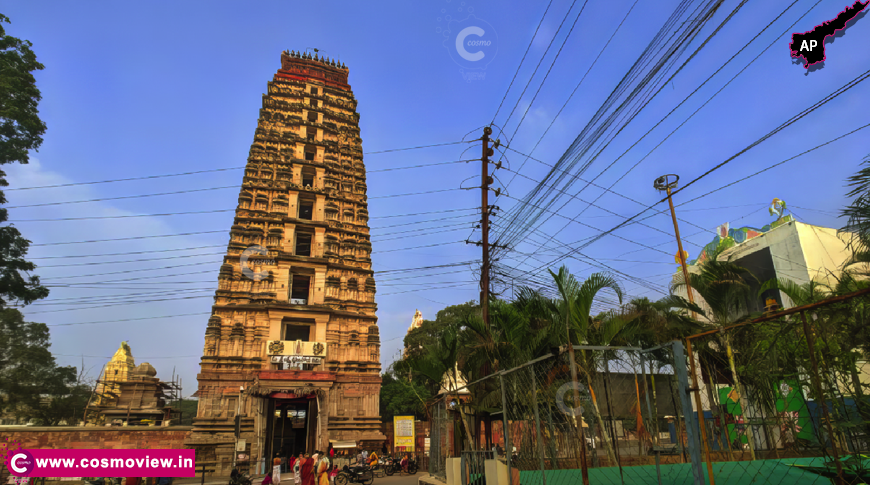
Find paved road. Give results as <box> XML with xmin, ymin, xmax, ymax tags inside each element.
<box><xmin>369</xmin><ymin>472</ymin><xmax>421</xmax><ymax>485</ymax></box>
<box><xmin>177</xmin><ymin>472</ymin><xmax>422</xmax><ymax>485</ymax></box>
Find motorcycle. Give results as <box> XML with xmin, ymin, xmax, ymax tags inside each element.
<box><xmin>229</xmin><ymin>470</ymin><xmax>252</xmax><ymax>485</ymax></box>
<box><xmin>384</xmin><ymin>456</ymin><xmax>417</xmax><ymax>476</ymax></box>
<box><xmin>83</xmin><ymin>479</ymin><xmax>121</xmax><ymax>485</ymax></box>
<box><xmin>335</xmin><ymin>464</ymin><xmax>374</xmax><ymax>485</ymax></box>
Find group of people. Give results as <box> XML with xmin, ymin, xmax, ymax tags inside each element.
<box><xmin>266</xmin><ymin>447</ymin><xmax>337</xmax><ymax>485</ymax></box>
<box><xmin>354</xmin><ymin>449</ymin><xmax>379</xmax><ymax>468</ymax></box>
<box><xmin>354</xmin><ymin>449</ymin><xmax>411</xmax><ymax>473</ymax></box>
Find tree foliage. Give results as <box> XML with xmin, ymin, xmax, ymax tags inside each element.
<box><xmin>403</xmin><ymin>301</ymin><xmax>478</xmax><ymax>361</ymax></box>
<box><xmin>0</xmin><ymin>14</ymin><xmax>48</xmax><ymax>308</ymax></box>
<box><xmin>0</xmin><ymin>308</ymin><xmax>85</xmax><ymax>425</ymax></box>
<box><xmin>0</xmin><ymin>14</ymin><xmax>46</xmax><ymax>166</ymax></box>
<box><xmin>379</xmin><ymin>366</ymin><xmax>431</xmax><ymax>421</ymax></box>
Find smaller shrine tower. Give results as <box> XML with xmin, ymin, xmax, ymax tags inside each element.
<box><xmin>93</xmin><ymin>341</ymin><xmax>135</xmax><ymax>405</ymax></box>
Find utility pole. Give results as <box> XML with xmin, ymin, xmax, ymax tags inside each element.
<box><xmin>654</xmin><ymin>174</ymin><xmax>696</xmax><ymax>316</ymax></box>
<box><xmin>481</xmin><ymin>127</ymin><xmax>493</xmax><ymax>327</ymax></box>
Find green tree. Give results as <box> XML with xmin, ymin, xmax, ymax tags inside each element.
<box><xmin>403</xmin><ymin>301</ymin><xmax>479</xmax><ymax>360</ymax></box>
<box><xmin>670</xmin><ymin>259</ymin><xmax>761</xmax><ymax>459</ymax></box>
<box><xmin>0</xmin><ymin>308</ymin><xmax>81</xmax><ymax>424</ymax></box>
<box><xmin>0</xmin><ymin>14</ymin><xmax>46</xmax><ymax>166</ymax></box>
<box><xmin>170</xmin><ymin>398</ymin><xmax>199</xmax><ymax>426</ymax></box>
<box><xmin>0</xmin><ymin>14</ymin><xmax>48</xmax><ymax>307</ymax></box>
<box><xmin>379</xmin><ymin>366</ymin><xmax>431</xmax><ymax>421</ymax></box>
<box><xmin>842</xmin><ymin>154</ymin><xmax>870</xmax><ymax>257</ymax></box>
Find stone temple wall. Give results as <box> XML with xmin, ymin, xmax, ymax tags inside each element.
<box><xmin>0</xmin><ymin>426</ymin><xmax>192</xmax><ymax>449</ymax></box>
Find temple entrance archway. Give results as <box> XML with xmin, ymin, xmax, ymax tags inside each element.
<box><xmin>265</xmin><ymin>393</ymin><xmax>318</xmax><ymax>461</ymax></box>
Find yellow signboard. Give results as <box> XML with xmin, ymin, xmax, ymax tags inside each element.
<box><xmin>394</xmin><ymin>415</ymin><xmax>415</xmax><ymax>452</ymax></box>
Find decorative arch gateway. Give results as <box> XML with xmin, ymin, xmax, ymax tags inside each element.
<box><xmin>185</xmin><ymin>51</ymin><xmax>384</xmax><ymax>476</ymax></box>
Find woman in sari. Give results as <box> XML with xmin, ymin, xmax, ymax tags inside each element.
<box><xmin>300</xmin><ymin>454</ymin><xmax>314</xmax><ymax>485</ymax></box>
<box><xmin>316</xmin><ymin>451</ymin><xmax>330</xmax><ymax>485</ymax></box>
<box><xmin>293</xmin><ymin>453</ymin><xmax>302</xmax><ymax>485</ymax></box>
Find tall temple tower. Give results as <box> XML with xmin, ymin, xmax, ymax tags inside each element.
<box><xmin>186</xmin><ymin>51</ymin><xmax>383</xmax><ymax>474</ymax></box>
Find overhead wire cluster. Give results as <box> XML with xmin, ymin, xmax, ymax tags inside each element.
<box><xmin>479</xmin><ymin>0</ymin><xmax>866</xmax><ymax>310</ymax></box>
<box><xmin>12</xmin><ymin>142</ymin><xmax>483</xmax><ymax>318</ymax></box>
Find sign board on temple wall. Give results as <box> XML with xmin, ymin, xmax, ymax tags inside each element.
<box><xmin>393</xmin><ymin>416</ymin><xmax>415</xmax><ymax>451</ymax></box>
<box><xmin>266</xmin><ymin>340</ymin><xmax>327</xmax><ymax>358</ymax></box>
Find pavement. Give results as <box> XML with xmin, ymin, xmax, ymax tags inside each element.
<box><xmin>173</xmin><ymin>473</ymin><xmax>422</xmax><ymax>485</ymax></box>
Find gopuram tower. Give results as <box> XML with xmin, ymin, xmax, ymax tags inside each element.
<box><xmin>186</xmin><ymin>51</ymin><xmax>383</xmax><ymax>474</ymax></box>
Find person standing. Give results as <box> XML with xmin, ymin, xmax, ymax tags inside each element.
<box><xmin>301</xmin><ymin>453</ymin><xmax>314</xmax><ymax>485</ymax></box>
<box><xmin>272</xmin><ymin>453</ymin><xmax>283</xmax><ymax>485</ymax></box>
<box><xmin>293</xmin><ymin>453</ymin><xmax>303</xmax><ymax>485</ymax></box>
<box><xmin>327</xmin><ymin>443</ymin><xmax>334</xmax><ymax>460</ymax></box>
<box><xmin>272</xmin><ymin>453</ymin><xmax>281</xmax><ymax>485</ymax></box>
<box><xmin>288</xmin><ymin>455</ymin><xmax>296</xmax><ymax>477</ymax></box>
<box><xmin>316</xmin><ymin>451</ymin><xmax>330</xmax><ymax>485</ymax></box>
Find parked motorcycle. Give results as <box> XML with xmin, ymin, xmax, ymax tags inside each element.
<box><xmin>336</xmin><ymin>464</ymin><xmax>374</xmax><ymax>485</ymax></box>
<box><xmin>229</xmin><ymin>469</ymin><xmax>252</xmax><ymax>485</ymax></box>
<box><xmin>383</xmin><ymin>456</ymin><xmax>417</xmax><ymax>476</ymax></box>
<box><xmin>83</xmin><ymin>478</ymin><xmax>121</xmax><ymax>485</ymax></box>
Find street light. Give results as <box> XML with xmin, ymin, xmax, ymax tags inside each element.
<box><xmin>654</xmin><ymin>174</ymin><xmax>696</xmax><ymax>315</ymax></box>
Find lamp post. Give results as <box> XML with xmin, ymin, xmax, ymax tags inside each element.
<box><xmin>653</xmin><ymin>174</ymin><xmax>696</xmax><ymax>316</ymax></box>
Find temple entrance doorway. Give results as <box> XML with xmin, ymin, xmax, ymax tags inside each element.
<box><xmin>265</xmin><ymin>395</ymin><xmax>318</xmax><ymax>462</ymax></box>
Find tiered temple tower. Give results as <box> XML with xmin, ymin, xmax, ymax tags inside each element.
<box><xmin>186</xmin><ymin>51</ymin><xmax>383</xmax><ymax>474</ymax></box>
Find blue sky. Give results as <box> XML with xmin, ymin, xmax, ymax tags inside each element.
<box><xmin>3</xmin><ymin>0</ymin><xmax>868</xmax><ymax>397</ymax></box>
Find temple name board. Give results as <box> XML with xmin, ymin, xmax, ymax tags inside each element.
<box><xmin>270</xmin><ymin>356</ymin><xmax>323</xmax><ymax>365</ymax></box>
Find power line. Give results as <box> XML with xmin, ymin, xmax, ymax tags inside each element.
<box><xmin>363</xmin><ymin>141</ymin><xmax>467</xmax><ymax>154</ymax></box>
<box><xmin>494</xmin><ymin>0</ymin><xmax>640</xmax><ymax>205</ymax></box>
<box><xmin>31</xmin><ymin>244</ymin><xmax>227</xmax><ymax>260</ymax></box>
<box><xmin>31</xmin><ymin>230</ymin><xmax>227</xmax><ymax>247</ymax></box>
<box><xmin>7</xmin><ymin>167</ymin><xmax>244</xmax><ymax>191</ymax></box>
<box><xmin>490</xmin><ymin>0</ymin><xmax>556</xmax><ymax>123</ymax></box>
<box><xmin>525</xmin><ymin>70</ymin><xmax>870</xmax><ymax>274</ymax></box>
<box><xmin>10</xmin><ymin>209</ymin><xmax>235</xmax><ymax>222</ymax></box>
<box><xmin>34</xmin><ymin>251</ymin><xmax>225</xmax><ymax>268</ymax></box>
<box><xmin>496</xmin><ymin>0</ymin><xmax>813</xmax><ymax>263</ymax></box>
<box><xmin>9</xmin><ymin>156</ymin><xmax>470</xmax><ymax>193</ymax></box>
<box><xmin>45</xmin><ymin>312</ymin><xmax>210</xmax><ymax>327</ymax></box>
<box><xmin>499</xmin><ymin>0</ymin><xmax>589</xmax><ymax>132</ymax></box>
<box><xmin>493</xmin><ymin>0</ymin><xmax>725</xmax><ymax>254</ymax></box>
<box><xmin>368</xmin><ymin>160</ymin><xmax>470</xmax><ymax>173</ymax></box>
<box><xmin>372</xmin><ymin>241</ymin><xmax>464</xmax><ymax>254</ymax></box>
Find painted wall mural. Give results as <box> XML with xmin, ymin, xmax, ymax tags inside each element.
<box><xmin>689</xmin><ymin>214</ymin><xmax>795</xmax><ymax>266</ymax></box>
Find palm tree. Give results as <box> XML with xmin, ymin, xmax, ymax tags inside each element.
<box><xmin>548</xmin><ymin>266</ymin><xmax>628</xmax><ymax>467</ymax></box>
<box><xmin>621</xmin><ymin>297</ymin><xmax>706</xmax><ymax>446</ymax></box>
<box><xmin>670</xmin><ymin>259</ymin><xmax>760</xmax><ymax>460</ymax></box>
<box><xmin>758</xmin><ymin>277</ymin><xmax>831</xmax><ymax>308</ymax></box>
<box><xmin>405</xmin><ymin>325</ymin><xmax>477</xmax><ymax>449</ymax></box>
